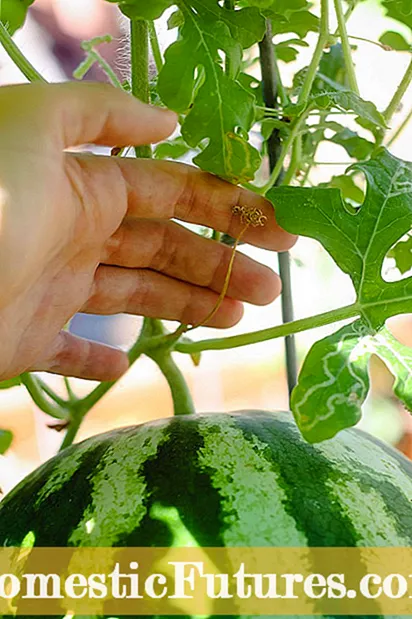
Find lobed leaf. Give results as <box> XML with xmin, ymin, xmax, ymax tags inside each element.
<box><xmin>291</xmin><ymin>320</ymin><xmax>372</xmax><ymax>443</ymax></box>
<box><xmin>269</xmin><ymin>148</ymin><xmax>412</xmax><ymax>442</ymax></box>
<box><xmin>330</xmin><ymin>128</ymin><xmax>374</xmax><ymax>161</ymax></box>
<box><xmin>292</xmin><ymin>320</ymin><xmax>412</xmax><ymax>442</ymax></box>
<box><xmin>157</xmin><ymin>0</ymin><xmax>264</xmax><ymax>182</ymax></box>
<box><xmin>269</xmin><ymin>148</ymin><xmax>412</xmax><ymax>328</ymax></box>
<box><xmin>380</xmin><ymin>0</ymin><xmax>412</xmax><ymax>32</ymax></box>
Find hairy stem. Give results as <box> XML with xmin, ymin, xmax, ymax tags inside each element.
<box><xmin>297</xmin><ymin>0</ymin><xmax>330</xmax><ymax>105</ymax></box>
<box><xmin>130</xmin><ymin>19</ymin><xmax>152</xmax><ymax>158</ymax></box>
<box><xmin>261</xmin><ymin>105</ymin><xmax>313</xmax><ymax>193</ymax></box>
<box><xmin>333</xmin><ymin>0</ymin><xmax>359</xmax><ymax>94</ymax></box>
<box><xmin>384</xmin><ymin>56</ymin><xmax>412</xmax><ymax>124</ymax></box>
<box><xmin>175</xmin><ymin>303</ymin><xmax>360</xmax><ymax>354</ymax></box>
<box><xmin>0</xmin><ymin>22</ymin><xmax>47</xmax><ymax>82</ymax></box>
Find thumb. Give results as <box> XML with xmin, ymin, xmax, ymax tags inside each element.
<box><xmin>51</xmin><ymin>82</ymin><xmax>178</xmax><ymax>148</ymax></box>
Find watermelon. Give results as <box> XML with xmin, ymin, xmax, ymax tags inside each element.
<box><xmin>0</xmin><ymin>410</ymin><xmax>412</xmax><ymax>618</ymax></box>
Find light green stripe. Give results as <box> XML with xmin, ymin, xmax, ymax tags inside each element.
<box><xmin>69</xmin><ymin>424</ymin><xmax>168</xmax><ymax>546</ymax></box>
<box><xmin>196</xmin><ymin>415</ymin><xmax>307</xmax><ymax>546</ymax></box>
<box><xmin>35</xmin><ymin>440</ymin><xmax>94</xmax><ymax>507</ymax></box>
<box><xmin>317</xmin><ymin>431</ymin><xmax>412</xmax><ymax>499</ymax></box>
<box><xmin>317</xmin><ymin>431</ymin><xmax>412</xmax><ymax>545</ymax></box>
<box><xmin>326</xmin><ymin>478</ymin><xmax>409</xmax><ymax>545</ymax></box>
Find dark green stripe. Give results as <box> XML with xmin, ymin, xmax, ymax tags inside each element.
<box><xmin>232</xmin><ymin>411</ymin><xmax>361</xmax><ymax>546</ymax></box>
<box><xmin>0</xmin><ymin>437</ymin><xmax>112</xmax><ymax>546</ymax></box>
<box><xmin>119</xmin><ymin>415</ymin><xmax>225</xmax><ymax>547</ymax></box>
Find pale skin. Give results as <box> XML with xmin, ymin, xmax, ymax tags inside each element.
<box><xmin>0</xmin><ymin>82</ymin><xmax>295</xmax><ymax>383</ymax></box>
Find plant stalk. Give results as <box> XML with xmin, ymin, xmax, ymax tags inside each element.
<box><xmin>20</xmin><ymin>374</ymin><xmax>68</xmax><ymax>420</ymax></box>
<box><xmin>149</xmin><ymin>350</ymin><xmax>195</xmax><ymax>416</ymax></box>
<box><xmin>384</xmin><ymin>56</ymin><xmax>412</xmax><ymax>124</ymax></box>
<box><xmin>130</xmin><ymin>19</ymin><xmax>152</xmax><ymax>158</ymax></box>
<box><xmin>297</xmin><ymin>0</ymin><xmax>330</xmax><ymax>105</ymax></box>
<box><xmin>261</xmin><ymin>105</ymin><xmax>313</xmax><ymax>193</ymax></box>
<box><xmin>0</xmin><ymin>22</ymin><xmax>47</xmax><ymax>82</ymax></box>
<box><xmin>333</xmin><ymin>0</ymin><xmax>359</xmax><ymax>94</ymax></box>
<box><xmin>129</xmin><ymin>25</ymin><xmax>194</xmax><ymax>417</ymax></box>
<box><xmin>175</xmin><ymin>303</ymin><xmax>360</xmax><ymax>354</ymax></box>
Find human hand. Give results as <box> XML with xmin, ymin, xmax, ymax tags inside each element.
<box><xmin>0</xmin><ymin>82</ymin><xmax>295</xmax><ymax>382</ymax></box>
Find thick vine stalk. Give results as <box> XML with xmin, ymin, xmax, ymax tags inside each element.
<box><xmin>129</xmin><ymin>20</ymin><xmax>195</xmax><ymax>417</ymax></box>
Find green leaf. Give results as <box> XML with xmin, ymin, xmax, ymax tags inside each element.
<box><xmin>190</xmin><ymin>0</ymin><xmax>266</xmax><ymax>49</ymax></box>
<box><xmin>261</xmin><ymin>118</ymin><xmax>291</xmax><ymax>140</ymax></box>
<box><xmin>104</xmin><ymin>0</ymin><xmax>173</xmax><ymax>20</ymax></box>
<box><xmin>318</xmin><ymin>44</ymin><xmax>348</xmax><ymax>88</ymax></box>
<box><xmin>271</xmin><ymin>9</ymin><xmax>319</xmax><ymax>38</ymax></box>
<box><xmin>0</xmin><ymin>376</ymin><xmax>21</xmax><ymax>390</ymax></box>
<box><xmin>275</xmin><ymin>38</ymin><xmax>309</xmax><ymax>63</ymax></box>
<box><xmin>0</xmin><ymin>430</ymin><xmax>12</xmax><ymax>455</ymax></box>
<box><xmin>388</xmin><ymin>235</ymin><xmax>412</xmax><ymax>273</ymax></box>
<box><xmin>269</xmin><ymin>148</ymin><xmax>412</xmax><ymax>329</ymax></box>
<box><xmin>379</xmin><ymin>30</ymin><xmax>411</xmax><ymax>51</ymax></box>
<box><xmin>269</xmin><ymin>148</ymin><xmax>412</xmax><ymax>442</ymax></box>
<box><xmin>381</xmin><ymin>0</ymin><xmax>412</xmax><ymax>31</ymax></box>
<box><xmin>291</xmin><ymin>321</ymin><xmax>412</xmax><ymax>442</ymax></box>
<box><xmin>291</xmin><ymin>320</ymin><xmax>372</xmax><ymax>443</ymax></box>
<box><xmin>0</xmin><ymin>0</ymin><xmax>34</xmax><ymax>34</ymax></box>
<box><xmin>330</xmin><ymin>128</ymin><xmax>374</xmax><ymax>160</ymax></box>
<box><xmin>154</xmin><ymin>136</ymin><xmax>193</xmax><ymax>160</ymax></box>
<box><xmin>311</xmin><ymin>73</ymin><xmax>387</xmax><ymax>129</ymax></box>
<box><xmin>157</xmin><ymin>0</ymin><xmax>264</xmax><ymax>182</ymax></box>
<box><xmin>321</xmin><ymin>174</ymin><xmax>365</xmax><ymax>205</ymax></box>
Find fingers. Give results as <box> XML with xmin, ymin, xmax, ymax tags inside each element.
<box><xmin>102</xmin><ymin>219</ymin><xmax>282</xmax><ymax>305</ymax></box>
<box><xmin>69</xmin><ymin>153</ymin><xmax>296</xmax><ymax>252</ymax></box>
<box><xmin>81</xmin><ymin>266</ymin><xmax>245</xmax><ymax>328</ymax></box>
<box><xmin>117</xmin><ymin>158</ymin><xmax>296</xmax><ymax>251</ymax></box>
<box><xmin>32</xmin><ymin>331</ymin><xmax>130</xmax><ymax>382</ymax></box>
<box><xmin>49</xmin><ymin>82</ymin><xmax>177</xmax><ymax>148</ymax></box>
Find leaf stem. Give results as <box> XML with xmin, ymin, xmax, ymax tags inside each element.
<box><xmin>0</xmin><ymin>22</ymin><xmax>47</xmax><ymax>82</ymax></box>
<box><xmin>384</xmin><ymin>56</ymin><xmax>412</xmax><ymax>124</ymax></box>
<box><xmin>20</xmin><ymin>374</ymin><xmax>68</xmax><ymax>420</ymax></box>
<box><xmin>130</xmin><ymin>19</ymin><xmax>152</xmax><ymax>158</ymax></box>
<box><xmin>333</xmin><ymin>0</ymin><xmax>359</xmax><ymax>94</ymax></box>
<box><xmin>297</xmin><ymin>0</ymin><xmax>330</xmax><ymax>105</ymax></box>
<box><xmin>148</xmin><ymin>21</ymin><xmax>163</xmax><ymax>73</ymax></box>
<box><xmin>175</xmin><ymin>303</ymin><xmax>360</xmax><ymax>354</ymax></box>
<box><xmin>261</xmin><ymin>105</ymin><xmax>313</xmax><ymax>193</ymax></box>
